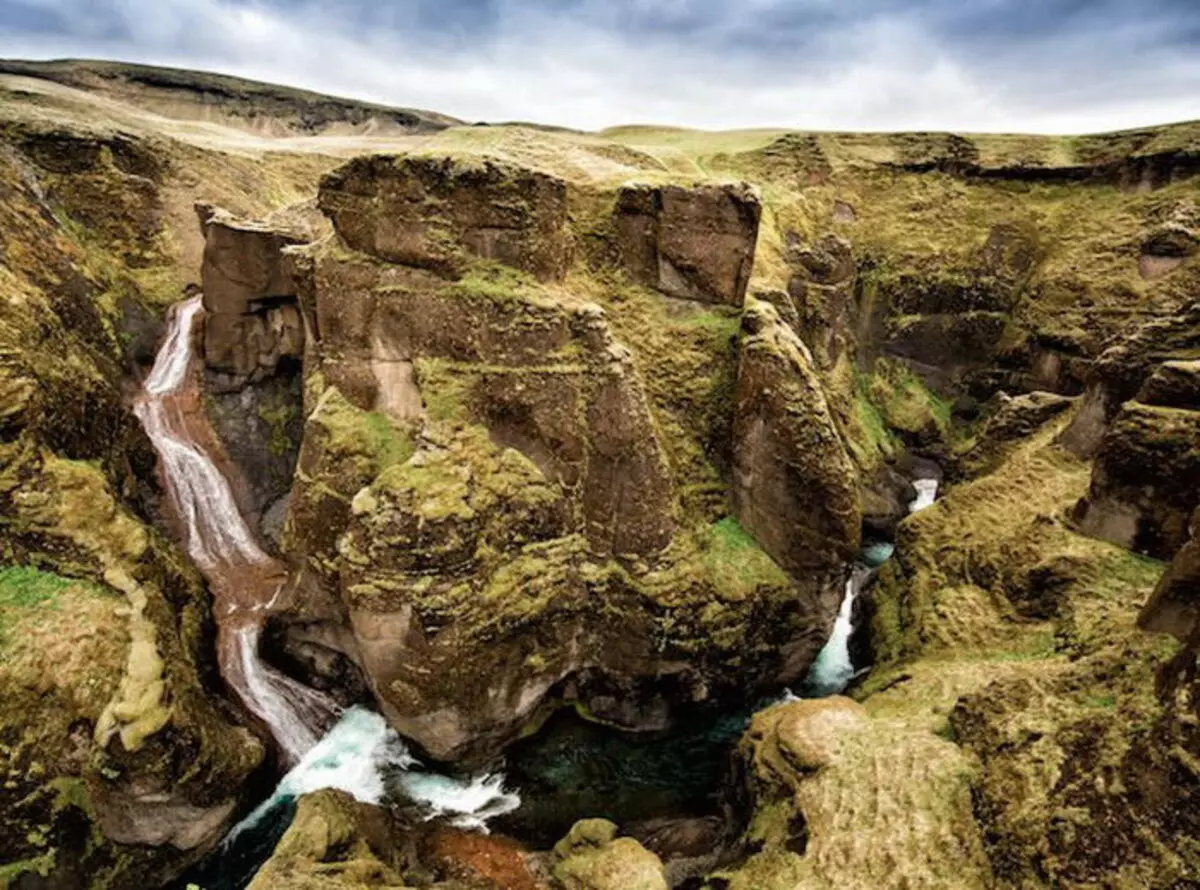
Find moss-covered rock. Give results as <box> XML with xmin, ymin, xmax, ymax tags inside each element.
<box><xmin>247</xmin><ymin>789</ymin><xmax>410</xmax><ymax>890</ymax></box>
<box><xmin>717</xmin><ymin>697</ymin><xmax>991</xmax><ymax>890</ymax></box>
<box><xmin>552</xmin><ymin>819</ymin><xmax>668</xmax><ymax>890</ymax></box>
<box><xmin>1076</xmin><ymin>402</ymin><xmax>1200</xmax><ymax>559</ymax></box>
<box><xmin>318</xmin><ymin>154</ymin><xmax>572</xmax><ymax>281</ymax></box>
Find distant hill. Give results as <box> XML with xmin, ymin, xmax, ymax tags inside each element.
<box><xmin>0</xmin><ymin>57</ymin><xmax>460</xmax><ymax>136</ymax></box>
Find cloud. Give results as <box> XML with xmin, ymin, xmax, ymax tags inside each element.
<box><xmin>0</xmin><ymin>0</ymin><xmax>1197</xmax><ymax>132</ymax></box>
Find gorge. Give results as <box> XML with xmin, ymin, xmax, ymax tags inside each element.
<box><xmin>0</xmin><ymin>58</ymin><xmax>1197</xmax><ymax>890</ymax></box>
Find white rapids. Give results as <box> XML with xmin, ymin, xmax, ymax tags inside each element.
<box><xmin>909</xmin><ymin>477</ymin><xmax>940</xmax><ymax>513</ymax></box>
<box><xmin>227</xmin><ymin>707</ymin><xmax>520</xmax><ymax>842</ymax></box>
<box><xmin>801</xmin><ymin>566</ymin><xmax>873</xmax><ymax>698</ymax></box>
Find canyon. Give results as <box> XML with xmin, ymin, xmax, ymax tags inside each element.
<box><xmin>0</xmin><ymin>58</ymin><xmax>1197</xmax><ymax>890</ymax></box>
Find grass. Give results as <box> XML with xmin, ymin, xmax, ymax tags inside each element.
<box><xmin>699</xmin><ymin>517</ymin><xmax>791</xmax><ymax>602</ymax></box>
<box><xmin>0</xmin><ymin>565</ymin><xmax>75</xmax><ymax>647</ymax></box>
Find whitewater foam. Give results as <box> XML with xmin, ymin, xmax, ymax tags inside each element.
<box><xmin>227</xmin><ymin>707</ymin><xmax>519</xmax><ymax>842</ymax></box>
<box><xmin>909</xmin><ymin>477</ymin><xmax>939</xmax><ymax>513</ymax></box>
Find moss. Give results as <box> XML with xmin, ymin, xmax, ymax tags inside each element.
<box><xmin>864</xmin><ymin>357</ymin><xmax>953</xmax><ymax>438</ymax></box>
<box><xmin>448</xmin><ymin>259</ymin><xmax>541</xmax><ymax>305</ymax></box>
<box><xmin>0</xmin><ymin>850</ymin><xmax>57</xmax><ymax>885</ymax></box>
<box><xmin>414</xmin><ymin>357</ymin><xmax>471</xmax><ymax>424</ymax></box>
<box><xmin>698</xmin><ymin>517</ymin><xmax>791</xmax><ymax>602</ymax></box>
<box><xmin>0</xmin><ymin>565</ymin><xmax>73</xmax><ymax>645</ymax></box>
<box><xmin>257</xmin><ymin>401</ymin><xmax>297</xmax><ymax>458</ymax></box>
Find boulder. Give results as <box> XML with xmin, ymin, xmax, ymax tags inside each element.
<box><xmin>1076</xmin><ymin>402</ymin><xmax>1200</xmax><ymax>558</ymax></box>
<box><xmin>318</xmin><ymin>154</ymin><xmax>572</xmax><ymax>280</ymax></box>
<box><xmin>613</xmin><ymin>182</ymin><xmax>760</xmax><ymax>305</ymax></box>
<box><xmin>196</xmin><ymin>203</ymin><xmax>307</xmax><ymax>383</ymax></box>
<box><xmin>552</xmin><ymin>819</ymin><xmax>668</xmax><ymax>890</ymax></box>
<box><xmin>247</xmin><ymin>789</ymin><xmax>408</xmax><ymax>889</ymax></box>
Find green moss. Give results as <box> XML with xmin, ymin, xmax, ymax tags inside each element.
<box><xmin>0</xmin><ymin>850</ymin><xmax>56</xmax><ymax>885</ymax></box>
<box><xmin>702</xmin><ymin>517</ymin><xmax>787</xmax><ymax>594</ymax></box>
<box><xmin>853</xmin><ymin>370</ymin><xmax>901</xmax><ymax>459</ymax></box>
<box><xmin>414</xmin><ymin>357</ymin><xmax>471</xmax><ymax>424</ymax></box>
<box><xmin>448</xmin><ymin>260</ymin><xmax>540</xmax><ymax>304</ymax></box>
<box><xmin>257</xmin><ymin>402</ymin><xmax>297</xmax><ymax>458</ymax></box>
<box><xmin>866</xmin><ymin>358</ymin><xmax>953</xmax><ymax>437</ymax></box>
<box><xmin>0</xmin><ymin>565</ymin><xmax>74</xmax><ymax>647</ymax></box>
<box><xmin>313</xmin><ymin>384</ymin><xmax>415</xmax><ymax>472</ymax></box>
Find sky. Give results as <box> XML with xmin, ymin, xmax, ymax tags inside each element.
<box><xmin>1</xmin><ymin>0</ymin><xmax>1198</xmax><ymax>133</ymax></box>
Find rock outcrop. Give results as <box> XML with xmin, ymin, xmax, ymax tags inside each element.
<box><xmin>1075</xmin><ymin>402</ymin><xmax>1200</xmax><ymax>558</ymax></box>
<box><xmin>197</xmin><ymin>203</ymin><xmax>307</xmax><ymax>386</ymax></box>
<box><xmin>613</xmin><ymin>183</ymin><xmax>761</xmax><ymax>305</ymax></box>
<box><xmin>1138</xmin><ymin>506</ymin><xmax>1200</xmax><ymax>641</ymax></box>
<box><xmin>732</xmin><ymin>298</ymin><xmax>862</xmax><ymax>659</ymax></box>
<box><xmin>318</xmin><ymin>154</ymin><xmax>573</xmax><ymax>280</ymax></box>
<box><xmin>266</xmin><ymin>160</ymin><xmax>848</xmax><ymax>763</ymax></box>
<box><xmin>721</xmin><ymin>697</ymin><xmax>992</xmax><ymax>890</ymax></box>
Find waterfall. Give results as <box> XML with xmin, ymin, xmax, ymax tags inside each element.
<box><xmin>141</xmin><ymin>299</ymin><xmax>520</xmax><ymax>886</ymax></box>
<box><xmin>791</xmin><ymin>471</ymin><xmax>942</xmax><ymax>701</ymax></box>
<box><xmin>801</xmin><ymin>566</ymin><xmax>872</xmax><ymax>697</ymax></box>
<box><xmin>909</xmin><ymin>477</ymin><xmax>939</xmax><ymax>513</ymax></box>
<box><xmin>135</xmin><ymin>296</ymin><xmax>338</xmax><ymax>765</ymax></box>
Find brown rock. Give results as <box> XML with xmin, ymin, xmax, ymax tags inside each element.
<box><xmin>733</xmin><ymin>299</ymin><xmax>862</xmax><ymax>576</ymax></box>
<box><xmin>196</xmin><ymin>203</ymin><xmax>307</xmax><ymax>383</ymax></box>
<box><xmin>1138</xmin><ymin>359</ymin><xmax>1200</xmax><ymax>409</ymax></box>
<box><xmin>318</xmin><ymin>154</ymin><xmax>572</xmax><ymax>280</ymax></box>
<box><xmin>613</xmin><ymin>182</ymin><xmax>761</xmax><ymax>305</ymax></box>
<box><xmin>788</xmin><ymin>233</ymin><xmax>854</xmax><ymax>285</ymax></box>
<box><xmin>1076</xmin><ymin>402</ymin><xmax>1200</xmax><ymax>558</ymax></box>
<box><xmin>1139</xmin><ymin>507</ymin><xmax>1200</xmax><ymax>641</ymax></box>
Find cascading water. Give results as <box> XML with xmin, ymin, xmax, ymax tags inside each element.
<box><xmin>796</xmin><ymin>471</ymin><xmax>942</xmax><ymax>699</ymax></box>
<box><xmin>909</xmin><ymin>477</ymin><xmax>940</xmax><ymax>513</ymax></box>
<box><xmin>180</xmin><ymin>707</ymin><xmax>519</xmax><ymax>890</ymax></box>
<box><xmin>142</xmin><ymin>299</ymin><xmax>520</xmax><ymax>888</ymax></box>
<box><xmin>801</xmin><ymin>565</ymin><xmax>873</xmax><ymax>697</ymax></box>
<box><xmin>135</xmin><ymin>296</ymin><xmax>339</xmax><ymax>765</ymax></box>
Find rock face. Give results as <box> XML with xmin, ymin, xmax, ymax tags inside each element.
<box><xmin>0</xmin><ymin>147</ymin><xmax>261</xmax><ymax>888</ymax></box>
<box><xmin>1075</xmin><ymin>403</ymin><xmax>1200</xmax><ymax>558</ymax></box>
<box><xmin>318</xmin><ymin>154</ymin><xmax>573</xmax><ymax>280</ymax></box>
<box><xmin>197</xmin><ymin>203</ymin><xmax>307</xmax><ymax>385</ymax></box>
<box><xmin>1138</xmin><ymin>506</ymin><xmax>1200</xmax><ymax>641</ymax></box>
<box><xmin>613</xmin><ymin>183</ymin><xmax>761</xmax><ymax>305</ymax></box>
<box><xmin>262</xmin><ymin>159</ymin><xmax>851</xmax><ymax>764</ymax></box>
<box><xmin>733</xmin><ymin>298</ymin><xmax>861</xmax><ymax>579</ymax></box>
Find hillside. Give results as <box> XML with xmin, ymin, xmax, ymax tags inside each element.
<box><xmin>0</xmin><ymin>59</ymin><xmax>1196</xmax><ymax>890</ymax></box>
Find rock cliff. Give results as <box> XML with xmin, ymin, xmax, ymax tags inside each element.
<box><xmin>1</xmin><ymin>58</ymin><xmax>1199</xmax><ymax>890</ymax></box>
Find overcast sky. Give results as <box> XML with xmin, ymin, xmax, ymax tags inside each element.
<box><xmin>1</xmin><ymin>0</ymin><xmax>1198</xmax><ymax>133</ymax></box>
